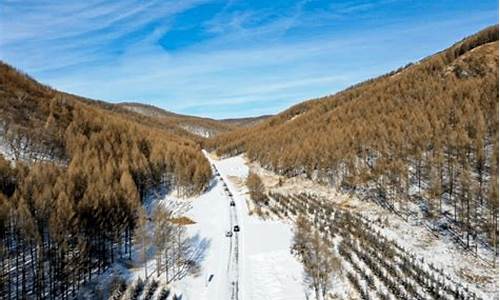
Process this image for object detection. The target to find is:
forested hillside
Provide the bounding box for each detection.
[219,115,272,128]
[118,102,236,138]
[0,62,212,298]
[208,26,499,252]
[117,102,271,137]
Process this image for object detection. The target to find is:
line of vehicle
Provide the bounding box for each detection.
[212,163,240,300]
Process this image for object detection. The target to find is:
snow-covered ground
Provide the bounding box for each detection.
[248,158,499,299]
[95,152,306,300]
[0,138,14,160]
[204,153,304,300]
[89,150,500,300]
[179,124,217,138]
[68,150,500,299]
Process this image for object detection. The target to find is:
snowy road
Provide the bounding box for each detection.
[218,167,241,300]
[209,155,241,300]
[174,152,305,300]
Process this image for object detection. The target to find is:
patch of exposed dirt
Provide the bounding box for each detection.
[457,266,495,285]
[227,175,244,188]
[170,216,196,225]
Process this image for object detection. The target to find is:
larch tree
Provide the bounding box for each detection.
[246,172,266,206]
[152,206,174,281]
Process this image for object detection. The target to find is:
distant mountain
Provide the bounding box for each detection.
[118,102,271,137]
[220,115,272,128]
[118,102,184,118]
[117,102,236,138]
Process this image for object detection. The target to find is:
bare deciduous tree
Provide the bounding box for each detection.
[134,206,151,279]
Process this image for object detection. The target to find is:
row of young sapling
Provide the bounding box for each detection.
[340,218,441,300]
[107,277,181,300]
[264,191,481,300]
[348,211,481,300]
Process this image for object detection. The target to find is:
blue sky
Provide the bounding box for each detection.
[0,1,498,119]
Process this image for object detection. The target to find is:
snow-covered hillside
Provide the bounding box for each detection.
[180,124,217,138]
[248,159,499,300]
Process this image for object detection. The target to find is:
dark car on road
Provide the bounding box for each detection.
[230,200,235,206]
[233,225,240,232]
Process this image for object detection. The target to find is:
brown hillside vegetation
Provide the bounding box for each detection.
[169,216,197,225]
[0,61,212,298]
[208,26,499,250]
[118,102,236,138]
[220,114,272,128]
[117,102,271,138]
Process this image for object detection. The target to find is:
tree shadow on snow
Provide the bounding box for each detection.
[144,184,171,212]
[177,233,211,281]
[203,177,218,193]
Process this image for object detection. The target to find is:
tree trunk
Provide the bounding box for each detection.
[165,249,169,283]
[22,241,26,299]
[16,238,19,300]
[156,255,161,278]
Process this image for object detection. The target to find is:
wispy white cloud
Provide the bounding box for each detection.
[0,0,497,118]
[0,0,208,72]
